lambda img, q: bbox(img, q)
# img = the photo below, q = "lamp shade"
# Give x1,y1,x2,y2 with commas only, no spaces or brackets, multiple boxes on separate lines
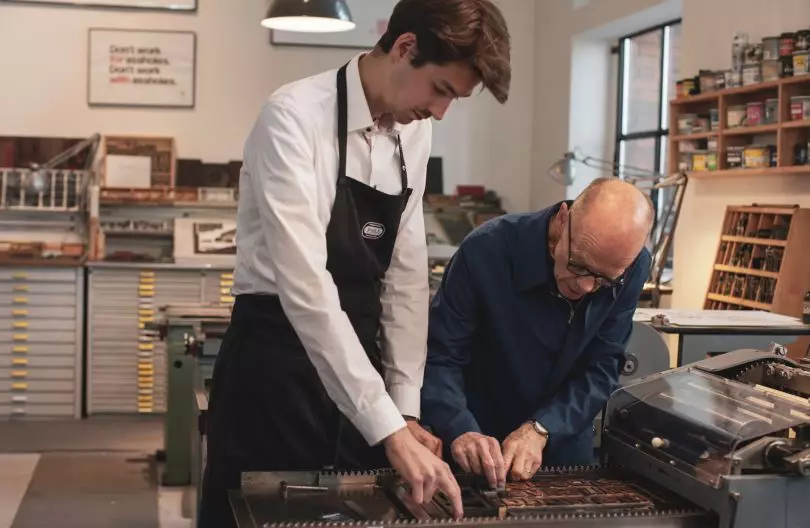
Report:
262,0,355,33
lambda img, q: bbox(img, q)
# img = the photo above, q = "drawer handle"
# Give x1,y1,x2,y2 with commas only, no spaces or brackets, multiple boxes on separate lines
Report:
12,309,28,316
137,407,154,413
11,382,27,390
11,395,27,403
140,271,155,277
220,273,234,280
138,388,154,395
12,346,28,353
138,309,154,316
13,285,29,292
11,408,26,415
11,370,27,378
11,358,28,366
220,280,234,287
220,296,234,303
220,288,231,295
12,321,28,329
12,272,27,280
139,291,154,298
139,277,155,284
12,334,28,342
139,317,154,324
138,395,153,402
138,343,154,351
12,297,28,304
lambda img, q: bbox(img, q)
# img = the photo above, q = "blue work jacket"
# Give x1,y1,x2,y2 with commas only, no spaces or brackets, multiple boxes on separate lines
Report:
421,201,650,466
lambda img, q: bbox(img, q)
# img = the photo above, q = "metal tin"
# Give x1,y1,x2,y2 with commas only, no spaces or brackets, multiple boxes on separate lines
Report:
707,151,718,171
764,98,779,124
743,145,771,168
762,37,780,61
727,105,746,128
796,30,810,51
746,102,763,126
692,150,709,172
761,59,781,81
793,51,810,76
726,69,742,88
708,137,718,151
678,113,696,134
699,70,716,92
714,70,727,90
742,63,761,85
780,32,796,56
692,116,710,132
780,56,794,77
727,146,745,168
790,96,810,121
710,108,720,131
678,152,692,172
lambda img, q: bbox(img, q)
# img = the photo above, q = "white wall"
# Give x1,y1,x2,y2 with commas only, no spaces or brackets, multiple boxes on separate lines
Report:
530,0,682,211
671,0,810,310
0,0,536,212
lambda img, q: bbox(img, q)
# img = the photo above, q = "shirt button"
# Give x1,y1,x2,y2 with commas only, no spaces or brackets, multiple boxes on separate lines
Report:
366,127,372,133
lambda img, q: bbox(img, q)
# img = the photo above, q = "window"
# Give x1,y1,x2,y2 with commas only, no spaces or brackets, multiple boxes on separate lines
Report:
613,19,682,269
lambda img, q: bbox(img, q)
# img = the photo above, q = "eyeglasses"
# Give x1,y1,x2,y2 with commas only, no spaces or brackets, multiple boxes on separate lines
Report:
567,213,625,289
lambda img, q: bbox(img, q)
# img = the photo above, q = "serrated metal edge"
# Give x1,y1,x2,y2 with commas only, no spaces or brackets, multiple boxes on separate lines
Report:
263,507,704,527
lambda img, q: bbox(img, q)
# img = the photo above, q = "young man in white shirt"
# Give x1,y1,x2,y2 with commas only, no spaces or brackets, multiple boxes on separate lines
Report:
199,0,512,525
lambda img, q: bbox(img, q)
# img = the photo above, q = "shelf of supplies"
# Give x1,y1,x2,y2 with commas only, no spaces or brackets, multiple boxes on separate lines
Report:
781,119,810,129
706,293,773,311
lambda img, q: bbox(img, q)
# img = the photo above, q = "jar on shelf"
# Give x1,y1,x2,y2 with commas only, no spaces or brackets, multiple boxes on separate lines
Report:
764,98,779,124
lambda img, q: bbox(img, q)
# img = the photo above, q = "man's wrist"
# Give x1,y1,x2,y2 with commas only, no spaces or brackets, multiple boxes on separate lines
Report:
526,420,549,441
403,415,419,423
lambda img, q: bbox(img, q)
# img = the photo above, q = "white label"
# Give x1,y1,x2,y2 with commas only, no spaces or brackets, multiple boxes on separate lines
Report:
362,222,385,240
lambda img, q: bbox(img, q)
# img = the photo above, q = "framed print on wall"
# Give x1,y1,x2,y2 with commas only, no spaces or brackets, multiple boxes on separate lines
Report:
270,0,396,49
87,28,196,108
0,0,196,11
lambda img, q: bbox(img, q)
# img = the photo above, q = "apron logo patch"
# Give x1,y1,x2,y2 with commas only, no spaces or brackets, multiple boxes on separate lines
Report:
361,222,385,240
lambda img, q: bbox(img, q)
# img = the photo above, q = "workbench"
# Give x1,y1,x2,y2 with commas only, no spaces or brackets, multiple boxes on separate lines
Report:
633,308,810,366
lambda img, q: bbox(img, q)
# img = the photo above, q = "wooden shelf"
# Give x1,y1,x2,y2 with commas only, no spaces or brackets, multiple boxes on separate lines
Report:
687,167,810,179
723,123,779,136
669,74,810,181
705,204,810,359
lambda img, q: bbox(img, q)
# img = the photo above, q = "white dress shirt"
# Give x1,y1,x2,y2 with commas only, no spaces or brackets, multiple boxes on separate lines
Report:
232,54,431,446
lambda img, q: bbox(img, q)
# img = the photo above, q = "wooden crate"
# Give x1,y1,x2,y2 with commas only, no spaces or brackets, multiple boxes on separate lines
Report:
704,204,810,359
100,135,176,187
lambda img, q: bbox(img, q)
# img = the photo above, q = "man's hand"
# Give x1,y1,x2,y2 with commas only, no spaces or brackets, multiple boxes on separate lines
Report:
406,419,442,458
502,423,547,481
450,432,505,489
384,427,463,518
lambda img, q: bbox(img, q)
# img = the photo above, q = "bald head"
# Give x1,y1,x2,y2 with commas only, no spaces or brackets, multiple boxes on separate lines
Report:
569,177,654,271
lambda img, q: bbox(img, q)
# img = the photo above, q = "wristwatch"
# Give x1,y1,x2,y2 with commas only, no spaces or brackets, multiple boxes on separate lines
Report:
527,420,549,440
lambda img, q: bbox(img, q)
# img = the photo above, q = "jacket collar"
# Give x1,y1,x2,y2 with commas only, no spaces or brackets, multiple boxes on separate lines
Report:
513,201,570,292
345,53,403,136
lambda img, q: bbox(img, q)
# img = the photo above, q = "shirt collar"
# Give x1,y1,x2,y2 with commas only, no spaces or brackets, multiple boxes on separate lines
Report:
513,200,570,292
345,53,403,136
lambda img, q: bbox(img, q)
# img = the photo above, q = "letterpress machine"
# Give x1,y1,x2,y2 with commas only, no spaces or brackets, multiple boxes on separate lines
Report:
225,348,810,528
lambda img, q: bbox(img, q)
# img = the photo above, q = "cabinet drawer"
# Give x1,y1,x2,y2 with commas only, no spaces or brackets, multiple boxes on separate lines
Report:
0,306,76,319
1,343,76,356
0,379,74,392
0,331,75,344
0,283,77,296
0,356,74,368
1,392,74,405
0,403,74,418
0,368,74,380
0,269,76,282
0,319,75,331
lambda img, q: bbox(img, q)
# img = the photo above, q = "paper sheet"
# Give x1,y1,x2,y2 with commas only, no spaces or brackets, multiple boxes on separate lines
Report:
633,308,807,328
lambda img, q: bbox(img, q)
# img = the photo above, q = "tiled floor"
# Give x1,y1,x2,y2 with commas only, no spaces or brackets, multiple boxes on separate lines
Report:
0,417,192,528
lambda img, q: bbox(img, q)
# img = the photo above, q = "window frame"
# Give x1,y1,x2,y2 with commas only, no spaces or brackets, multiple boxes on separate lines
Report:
612,18,682,214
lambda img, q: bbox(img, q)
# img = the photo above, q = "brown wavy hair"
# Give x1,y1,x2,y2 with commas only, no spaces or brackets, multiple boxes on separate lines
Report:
376,0,512,104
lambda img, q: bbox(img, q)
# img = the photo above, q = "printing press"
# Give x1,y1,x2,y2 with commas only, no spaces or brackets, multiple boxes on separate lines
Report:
226,348,810,528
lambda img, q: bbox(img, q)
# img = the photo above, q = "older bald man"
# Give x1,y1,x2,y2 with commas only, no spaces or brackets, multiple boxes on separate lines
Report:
420,178,653,489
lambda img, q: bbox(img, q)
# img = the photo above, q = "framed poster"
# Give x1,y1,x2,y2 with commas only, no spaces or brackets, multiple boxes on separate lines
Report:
174,218,236,266
271,0,396,49
87,28,196,108
0,0,196,11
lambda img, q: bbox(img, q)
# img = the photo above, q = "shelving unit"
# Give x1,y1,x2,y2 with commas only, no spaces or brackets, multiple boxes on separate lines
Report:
704,204,810,357
668,75,810,178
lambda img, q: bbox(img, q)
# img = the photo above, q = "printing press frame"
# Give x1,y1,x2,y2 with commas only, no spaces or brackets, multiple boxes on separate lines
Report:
225,348,810,528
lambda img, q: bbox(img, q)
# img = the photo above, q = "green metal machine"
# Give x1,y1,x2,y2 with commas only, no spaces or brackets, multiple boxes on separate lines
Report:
154,304,231,488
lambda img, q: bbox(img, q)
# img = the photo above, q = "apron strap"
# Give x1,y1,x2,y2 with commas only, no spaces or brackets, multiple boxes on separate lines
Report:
395,135,408,193
337,63,349,181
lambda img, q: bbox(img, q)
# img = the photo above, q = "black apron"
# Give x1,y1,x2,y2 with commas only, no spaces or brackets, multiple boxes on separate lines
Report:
198,62,413,528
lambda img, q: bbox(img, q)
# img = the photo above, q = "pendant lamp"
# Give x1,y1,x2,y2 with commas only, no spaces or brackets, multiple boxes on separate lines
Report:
262,0,355,33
